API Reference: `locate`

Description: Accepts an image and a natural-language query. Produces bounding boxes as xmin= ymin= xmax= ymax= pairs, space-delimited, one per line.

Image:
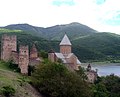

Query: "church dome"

xmin=59 ymin=34 xmax=72 ymax=46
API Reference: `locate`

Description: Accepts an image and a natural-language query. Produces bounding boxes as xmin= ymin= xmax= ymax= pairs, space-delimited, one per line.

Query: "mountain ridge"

xmin=0 ymin=22 xmax=120 ymax=62
xmin=2 ymin=22 xmax=98 ymax=40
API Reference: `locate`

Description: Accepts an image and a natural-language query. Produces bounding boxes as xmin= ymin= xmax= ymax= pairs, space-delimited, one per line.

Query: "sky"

xmin=0 ymin=0 xmax=120 ymax=34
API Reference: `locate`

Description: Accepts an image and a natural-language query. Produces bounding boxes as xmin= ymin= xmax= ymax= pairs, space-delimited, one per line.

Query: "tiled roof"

xmin=60 ymin=34 xmax=72 ymax=46
xmin=66 ymin=53 xmax=73 ymax=58
xmin=48 ymin=49 xmax=55 ymax=53
xmin=55 ymin=53 xmax=65 ymax=59
xmin=55 ymin=53 xmax=81 ymax=65
xmin=55 ymin=53 xmax=67 ymax=63
xmin=31 ymin=44 xmax=37 ymax=52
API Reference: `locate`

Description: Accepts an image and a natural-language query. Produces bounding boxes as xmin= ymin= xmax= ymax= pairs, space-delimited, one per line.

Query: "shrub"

xmin=7 ymin=60 xmax=20 ymax=72
xmin=1 ymin=85 xmax=15 ymax=97
xmin=39 ymin=50 xmax=48 ymax=59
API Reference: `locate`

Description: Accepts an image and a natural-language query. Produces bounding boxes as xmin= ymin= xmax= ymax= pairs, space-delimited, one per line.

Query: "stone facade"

xmin=11 ymin=51 xmax=19 ymax=64
xmin=85 ymin=64 xmax=98 ymax=83
xmin=48 ymin=34 xmax=81 ymax=70
xmin=1 ymin=34 xmax=17 ymax=61
xmin=19 ymin=45 xmax=29 ymax=74
xmin=29 ymin=44 xmax=41 ymax=66
xmin=30 ymin=44 xmax=38 ymax=59
xmin=60 ymin=45 xmax=71 ymax=54
xmin=48 ymin=34 xmax=98 ymax=83
xmin=48 ymin=50 xmax=55 ymax=62
xmin=1 ymin=34 xmax=40 ymax=74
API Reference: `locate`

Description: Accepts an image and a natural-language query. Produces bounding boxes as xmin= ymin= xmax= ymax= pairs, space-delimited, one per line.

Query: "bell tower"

xmin=60 ymin=34 xmax=72 ymax=55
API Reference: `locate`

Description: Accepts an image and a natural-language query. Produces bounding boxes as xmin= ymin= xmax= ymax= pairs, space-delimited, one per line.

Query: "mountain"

xmin=41 ymin=22 xmax=98 ymax=40
xmin=0 ymin=23 xmax=120 ymax=62
xmin=3 ymin=22 xmax=98 ymax=40
xmin=3 ymin=24 xmax=44 ymax=36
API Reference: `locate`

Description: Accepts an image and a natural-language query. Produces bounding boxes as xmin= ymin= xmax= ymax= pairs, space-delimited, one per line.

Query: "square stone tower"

xmin=30 ymin=44 xmax=38 ymax=59
xmin=18 ymin=45 xmax=29 ymax=74
xmin=1 ymin=34 xmax=17 ymax=61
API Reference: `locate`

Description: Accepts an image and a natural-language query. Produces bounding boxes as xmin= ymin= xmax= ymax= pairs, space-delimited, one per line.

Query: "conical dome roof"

xmin=31 ymin=44 xmax=37 ymax=52
xmin=60 ymin=34 xmax=72 ymax=46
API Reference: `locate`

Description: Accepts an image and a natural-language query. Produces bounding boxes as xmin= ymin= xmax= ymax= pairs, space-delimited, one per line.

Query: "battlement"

xmin=19 ymin=45 xmax=29 ymax=49
xmin=2 ymin=34 xmax=16 ymax=41
xmin=19 ymin=45 xmax=29 ymax=55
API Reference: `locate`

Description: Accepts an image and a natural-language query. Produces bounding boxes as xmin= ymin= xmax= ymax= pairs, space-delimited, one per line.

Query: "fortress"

xmin=0 ymin=34 xmax=97 ymax=83
xmin=1 ymin=34 xmax=40 ymax=74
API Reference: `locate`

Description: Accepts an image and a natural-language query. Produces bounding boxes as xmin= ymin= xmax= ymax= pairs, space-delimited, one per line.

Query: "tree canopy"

xmin=93 ymin=74 xmax=120 ymax=97
xmin=31 ymin=60 xmax=92 ymax=97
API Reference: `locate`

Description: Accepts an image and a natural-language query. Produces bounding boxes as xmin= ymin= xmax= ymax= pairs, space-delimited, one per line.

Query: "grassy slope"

xmin=0 ymin=61 xmax=42 ymax=97
xmin=0 ymin=28 xmax=22 ymax=33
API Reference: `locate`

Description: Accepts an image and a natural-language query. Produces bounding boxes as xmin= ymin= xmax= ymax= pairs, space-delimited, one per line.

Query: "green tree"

xmin=31 ymin=61 xmax=92 ymax=97
xmin=93 ymin=83 xmax=109 ymax=97
xmin=93 ymin=74 xmax=120 ymax=97
xmin=39 ymin=50 xmax=48 ymax=59
xmin=102 ymin=74 xmax=120 ymax=97
xmin=7 ymin=60 xmax=20 ymax=72
xmin=76 ymin=66 xmax=88 ymax=81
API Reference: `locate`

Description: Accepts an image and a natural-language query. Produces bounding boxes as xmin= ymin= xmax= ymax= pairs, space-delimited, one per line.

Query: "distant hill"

xmin=3 ymin=22 xmax=98 ymax=40
xmin=3 ymin=24 xmax=44 ymax=37
xmin=0 ymin=23 xmax=120 ymax=62
xmin=72 ymin=32 xmax=120 ymax=61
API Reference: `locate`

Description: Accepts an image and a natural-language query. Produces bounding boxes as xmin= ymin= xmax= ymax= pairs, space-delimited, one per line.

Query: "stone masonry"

xmin=1 ymin=34 xmax=39 ymax=74
xmin=1 ymin=34 xmax=17 ymax=61
xmin=19 ymin=45 xmax=29 ymax=74
xmin=48 ymin=34 xmax=81 ymax=70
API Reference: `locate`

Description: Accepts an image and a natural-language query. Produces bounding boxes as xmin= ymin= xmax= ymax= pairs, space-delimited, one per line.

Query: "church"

xmin=48 ymin=34 xmax=81 ymax=70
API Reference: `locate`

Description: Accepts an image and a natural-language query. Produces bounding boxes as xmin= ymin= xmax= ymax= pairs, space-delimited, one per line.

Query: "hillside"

xmin=0 ymin=61 xmax=42 ymax=97
xmin=72 ymin=32 xmax=120 ymax=62
xmin=0 ymin=23 xmax=120 ymax=62
xmin=0 ymin=28 xmax=23 ymax=33
xmin=3 ymin=22 xmax=98 ymax=40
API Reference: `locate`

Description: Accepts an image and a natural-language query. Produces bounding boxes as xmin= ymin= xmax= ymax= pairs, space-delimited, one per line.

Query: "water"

xmin=81 ymin=63 xmax=120 ymax=76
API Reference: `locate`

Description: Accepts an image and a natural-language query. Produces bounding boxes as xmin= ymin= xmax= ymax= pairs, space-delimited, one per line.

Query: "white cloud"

xmin=0 ymin=0 xmax=120 ymax=34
